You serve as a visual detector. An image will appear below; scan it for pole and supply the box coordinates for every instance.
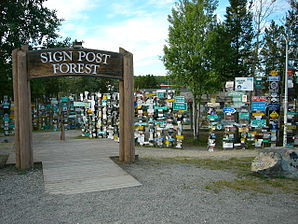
[283,37,288,147]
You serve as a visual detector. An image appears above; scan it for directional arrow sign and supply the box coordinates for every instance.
[223,108,236,114]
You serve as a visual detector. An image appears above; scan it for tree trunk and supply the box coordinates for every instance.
[192,98,200,140]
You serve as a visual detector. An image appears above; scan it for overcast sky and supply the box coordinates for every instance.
[44,0,290,76]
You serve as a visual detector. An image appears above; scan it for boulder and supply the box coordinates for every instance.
[251,148,298,179]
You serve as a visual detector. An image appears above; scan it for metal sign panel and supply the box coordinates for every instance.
[251,102,266,111]
[223,108,236,114]
[235,77,254,91]
[269,81,279,90]
[173,102,187,111]
[239,112,250,120]
[268,76,280,81]
[251,119,267,128]
[175,96,185,103]
[269,111,279,119]
[251,96,267,102]
[268,103,280,111]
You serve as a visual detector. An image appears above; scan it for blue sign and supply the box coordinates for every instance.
[268,103,280,111]
[268,76,280,81]
[223,108,236,114]
[251,102,266,111]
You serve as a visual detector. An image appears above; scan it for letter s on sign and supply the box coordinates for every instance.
[40,52,48,63]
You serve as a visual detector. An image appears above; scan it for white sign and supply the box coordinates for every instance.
[235,77,254,91]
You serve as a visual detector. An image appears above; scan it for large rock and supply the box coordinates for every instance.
[251,148,298,179]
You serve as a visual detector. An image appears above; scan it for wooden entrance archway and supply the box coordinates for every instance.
[12,45,135,169]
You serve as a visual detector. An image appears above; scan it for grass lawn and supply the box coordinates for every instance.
[145,156,298,195]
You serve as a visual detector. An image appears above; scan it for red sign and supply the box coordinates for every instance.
[288,69,294,76]
[251,96,267,102]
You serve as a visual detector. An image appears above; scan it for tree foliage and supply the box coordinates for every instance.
[163,0,220,99]
[224,0,254,77]
[0,0,62,99]
[134,74,159,90]
[260,21,285,75]
[163,0,220,138]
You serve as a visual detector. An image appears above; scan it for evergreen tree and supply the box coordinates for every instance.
[285,0,298,66]
[134,74,159,90]
[260,21,284,75]
[224,0,254,77]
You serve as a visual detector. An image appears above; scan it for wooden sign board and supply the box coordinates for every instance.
[27,48,123,80]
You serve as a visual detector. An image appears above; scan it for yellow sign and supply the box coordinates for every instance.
[270,111,279,119]
[270,70,278,76]
[252,113,265,116]
[165,99,175,102]
[87,109,93,114]
[239,127,248,132]
[145,93,156,97]
[137,126,144,131]
[210,98,216,103]
[287,125,296,130]
[176,135,184,139]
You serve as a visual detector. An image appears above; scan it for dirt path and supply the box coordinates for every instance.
[1,130,259,161]
[136,147,258,160]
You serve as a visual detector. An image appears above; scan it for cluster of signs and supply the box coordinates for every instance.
[217,73,292,149]
[32,96,82,132]
[135,90,187,148]
[0,96,15,136]
[78,91,120,140]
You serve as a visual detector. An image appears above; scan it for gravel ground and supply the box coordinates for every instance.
[0,131,297,223]
[1,159,297,224]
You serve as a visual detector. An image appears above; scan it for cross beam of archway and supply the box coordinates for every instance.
[12,45,135,169]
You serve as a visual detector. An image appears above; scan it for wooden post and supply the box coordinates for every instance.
[119,48,135,162]
[119,78,125,161]
[12,46,33,169]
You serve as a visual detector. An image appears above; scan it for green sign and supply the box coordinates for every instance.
[175,96,185,103]
[207,115,219,120]
[157,92,165,98]
[239,112,250,120]
[228,91,244,97]
[173,102,187,111]
[60,97,69,102]
[251,119,267,128]
[73,101,90,107]
[154,106,168,110]
[288,112,298,115]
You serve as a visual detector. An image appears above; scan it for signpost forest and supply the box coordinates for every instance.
[13,46,135,169]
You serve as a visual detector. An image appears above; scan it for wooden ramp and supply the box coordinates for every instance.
[8,139,141,195]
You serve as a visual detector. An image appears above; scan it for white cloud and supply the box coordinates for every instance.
[43,0,99,20]
[81,16,169,75]
[44,0,175,76]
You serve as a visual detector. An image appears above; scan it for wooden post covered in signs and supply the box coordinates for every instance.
[12,45,33,169]
[119,48,135,162]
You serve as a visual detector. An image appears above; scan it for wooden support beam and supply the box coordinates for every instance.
[119,48,135,162]
[12,46,33,169]
[119,79,125,161]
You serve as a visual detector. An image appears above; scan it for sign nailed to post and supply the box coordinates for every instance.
[235,77,254,91]
[27,48,123,79]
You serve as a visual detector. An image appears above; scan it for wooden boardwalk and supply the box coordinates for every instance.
[7,138,141,195]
